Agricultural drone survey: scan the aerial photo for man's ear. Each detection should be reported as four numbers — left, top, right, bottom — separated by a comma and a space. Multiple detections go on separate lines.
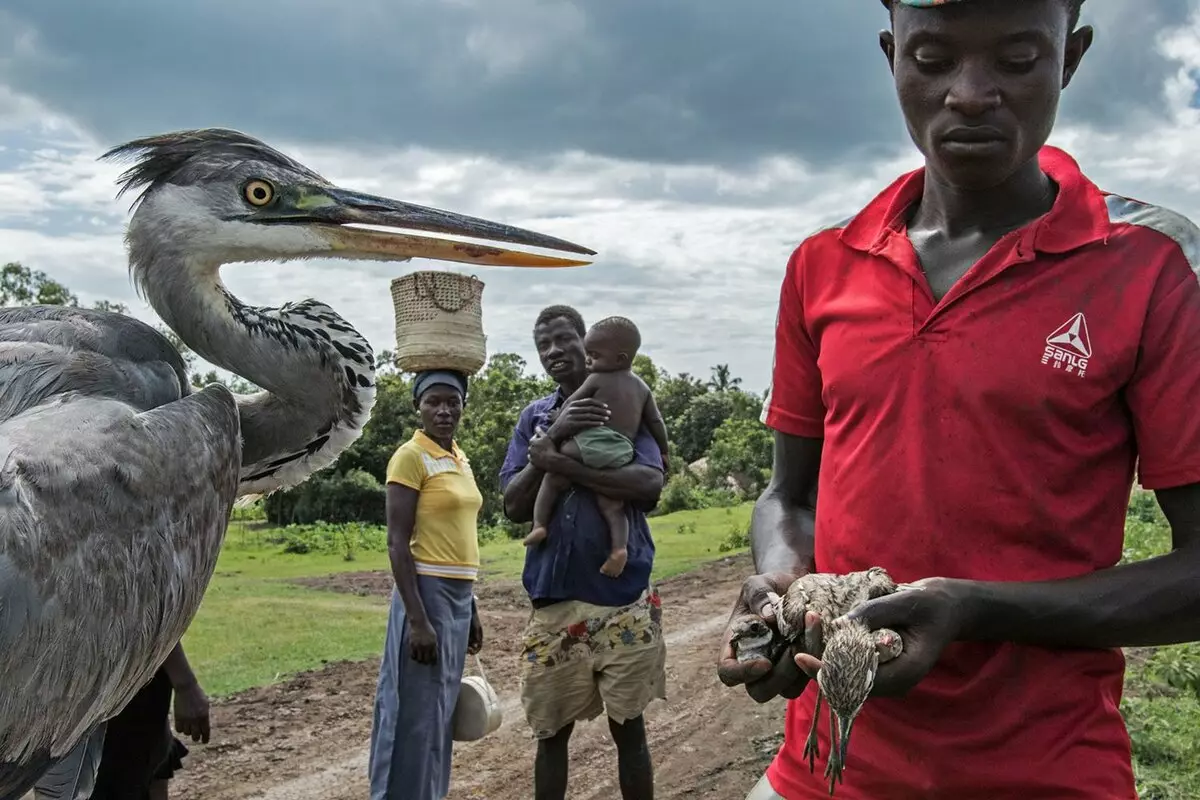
1062, 25, 1094, 89
879, 30, 897, 75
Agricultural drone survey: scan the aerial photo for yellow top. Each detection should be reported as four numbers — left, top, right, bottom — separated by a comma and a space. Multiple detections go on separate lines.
385, 430, 483, 581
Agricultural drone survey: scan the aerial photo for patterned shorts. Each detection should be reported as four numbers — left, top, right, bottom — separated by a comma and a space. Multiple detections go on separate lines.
518, 589, 668, 739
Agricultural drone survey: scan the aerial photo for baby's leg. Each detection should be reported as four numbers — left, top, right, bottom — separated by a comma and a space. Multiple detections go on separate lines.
596, 494, 629, 578
526, 439, 583, 546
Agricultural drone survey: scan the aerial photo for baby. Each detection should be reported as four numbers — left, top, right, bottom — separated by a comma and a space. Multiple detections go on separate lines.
525, 315, 670, 577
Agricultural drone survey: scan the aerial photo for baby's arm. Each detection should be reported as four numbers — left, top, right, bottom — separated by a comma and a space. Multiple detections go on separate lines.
641, 391, 671, 463
562, 372, 601, 404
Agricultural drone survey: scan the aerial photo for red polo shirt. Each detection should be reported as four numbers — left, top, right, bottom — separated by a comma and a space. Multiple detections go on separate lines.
761, 146, 1200, 799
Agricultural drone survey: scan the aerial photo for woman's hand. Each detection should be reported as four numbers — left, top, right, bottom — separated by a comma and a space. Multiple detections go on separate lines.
409, 619, 439, 665
469, 607, 484, 655
546, 399, 609, 443
172, 681, 211, 744
793, 578, 969, 698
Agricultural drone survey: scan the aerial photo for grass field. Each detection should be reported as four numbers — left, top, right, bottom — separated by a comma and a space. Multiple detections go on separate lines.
184, 494, 1200, 797
184, 503, 752, 697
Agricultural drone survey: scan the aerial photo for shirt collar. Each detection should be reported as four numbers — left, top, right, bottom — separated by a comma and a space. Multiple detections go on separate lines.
413, 429, 461, 459
839, 146, 1110, 257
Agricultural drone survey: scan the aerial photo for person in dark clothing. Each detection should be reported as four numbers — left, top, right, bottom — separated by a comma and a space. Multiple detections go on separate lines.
91, 643, 210, 800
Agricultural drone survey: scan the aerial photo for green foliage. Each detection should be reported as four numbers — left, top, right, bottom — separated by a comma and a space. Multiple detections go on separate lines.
718, 519, 751, 552
1, 262, 79, 306
656, 470, 740, 515
266, 520, 388, 560
1119, 489, 1200, 798
707, 416, 774, 496
263, 468, 386, 526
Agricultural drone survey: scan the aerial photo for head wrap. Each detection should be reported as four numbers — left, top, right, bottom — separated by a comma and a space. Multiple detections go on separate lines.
412, 370, 468, 404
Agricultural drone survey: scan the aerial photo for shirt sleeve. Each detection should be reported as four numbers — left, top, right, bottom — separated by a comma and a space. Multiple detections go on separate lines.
1126, 255, 1200, 489
632, 427, 664, 471
498, 406, 533, 491
385, 444, 425, 490
760, 245, 826, 438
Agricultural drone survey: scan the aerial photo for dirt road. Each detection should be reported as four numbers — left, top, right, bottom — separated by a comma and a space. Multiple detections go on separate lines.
171, 553, 786, 799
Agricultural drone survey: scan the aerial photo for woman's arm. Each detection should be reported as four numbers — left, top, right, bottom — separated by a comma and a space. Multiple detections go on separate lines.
386, 483, 428, 630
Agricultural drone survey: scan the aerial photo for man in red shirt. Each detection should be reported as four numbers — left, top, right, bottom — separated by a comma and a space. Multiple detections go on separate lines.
717, 1, 1200, 798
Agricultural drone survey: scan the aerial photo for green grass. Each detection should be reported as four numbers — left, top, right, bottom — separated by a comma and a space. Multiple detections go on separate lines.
1120, 491, 1200, 799
184, 504, 754, 696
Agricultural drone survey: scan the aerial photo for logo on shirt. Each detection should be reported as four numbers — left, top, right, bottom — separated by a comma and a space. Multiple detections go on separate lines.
1041, 312, 1091, 377
422, 453, 462, 476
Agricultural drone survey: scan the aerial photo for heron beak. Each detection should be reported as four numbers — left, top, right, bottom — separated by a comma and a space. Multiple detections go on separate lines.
262, 184, 595, 268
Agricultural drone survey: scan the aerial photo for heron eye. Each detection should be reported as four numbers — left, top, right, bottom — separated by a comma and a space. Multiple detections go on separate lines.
243, 180, 275, 207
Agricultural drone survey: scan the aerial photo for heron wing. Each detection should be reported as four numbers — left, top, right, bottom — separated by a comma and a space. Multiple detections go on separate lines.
0, 307, 239, 795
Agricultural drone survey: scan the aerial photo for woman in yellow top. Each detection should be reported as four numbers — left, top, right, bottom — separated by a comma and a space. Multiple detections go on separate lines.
368, 370, 484, 800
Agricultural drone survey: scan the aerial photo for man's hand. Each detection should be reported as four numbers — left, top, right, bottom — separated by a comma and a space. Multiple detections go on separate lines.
528, 428, 562, 473
173, 681, 211, 744
409, 619, 440, 664
469, 606, 484, 655
717, 571, 815, 703
793, 577, 966, 698
546, 398, 609, 443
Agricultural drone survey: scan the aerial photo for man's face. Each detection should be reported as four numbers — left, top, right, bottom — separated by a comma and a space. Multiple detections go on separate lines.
533, 316, 587, 384
881, 0, 1092, 189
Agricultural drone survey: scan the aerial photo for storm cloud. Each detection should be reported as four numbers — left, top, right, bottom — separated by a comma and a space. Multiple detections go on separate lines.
0, 1, 1194, 168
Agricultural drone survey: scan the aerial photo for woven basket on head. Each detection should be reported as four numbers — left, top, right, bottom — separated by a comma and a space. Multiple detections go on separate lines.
390, 270, 487, 374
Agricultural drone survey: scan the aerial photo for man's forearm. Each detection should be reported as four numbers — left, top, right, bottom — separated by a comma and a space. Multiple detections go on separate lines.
502, 464, 544, 522
750, 484, 816, 577
544, 455, 662, 504
162, 642, 198, 690
955, 546, 1200, 649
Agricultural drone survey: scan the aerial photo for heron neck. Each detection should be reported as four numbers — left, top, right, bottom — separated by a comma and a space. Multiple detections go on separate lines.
139, 253, 351, 467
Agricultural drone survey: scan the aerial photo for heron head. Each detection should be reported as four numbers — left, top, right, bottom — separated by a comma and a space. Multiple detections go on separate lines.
102, 128, 595, 273
815, 616, 879, 771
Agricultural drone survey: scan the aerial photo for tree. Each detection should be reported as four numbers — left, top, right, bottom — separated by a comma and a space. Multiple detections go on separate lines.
2, 262, 79, 306
706, 417, 773, 497
632, 353, 658, 390
709, 363, 741, 391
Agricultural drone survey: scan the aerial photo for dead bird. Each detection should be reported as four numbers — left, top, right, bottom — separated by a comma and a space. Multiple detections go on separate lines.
811, 615, 904, 794
728, 614, 788, 664
727, 567, 917, 795
773, 567, 912, 794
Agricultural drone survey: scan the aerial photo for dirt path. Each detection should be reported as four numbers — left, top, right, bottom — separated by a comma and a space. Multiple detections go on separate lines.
171, 553, 785, 799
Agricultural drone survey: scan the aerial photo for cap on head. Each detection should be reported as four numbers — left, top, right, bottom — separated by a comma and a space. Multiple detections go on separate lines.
412, 369, 468, 404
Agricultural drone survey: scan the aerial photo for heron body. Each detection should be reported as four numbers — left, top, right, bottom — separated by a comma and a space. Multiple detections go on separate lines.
0, 128, 594, 798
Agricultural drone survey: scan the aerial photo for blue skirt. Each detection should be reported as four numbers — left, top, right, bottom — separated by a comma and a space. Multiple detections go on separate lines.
368, 574, 474, 800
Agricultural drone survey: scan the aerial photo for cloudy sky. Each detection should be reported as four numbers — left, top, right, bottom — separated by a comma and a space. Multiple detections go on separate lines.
2, 1, 1199, 392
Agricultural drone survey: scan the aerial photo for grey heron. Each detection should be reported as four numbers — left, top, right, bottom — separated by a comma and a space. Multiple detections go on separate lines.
0, 128, 594, 799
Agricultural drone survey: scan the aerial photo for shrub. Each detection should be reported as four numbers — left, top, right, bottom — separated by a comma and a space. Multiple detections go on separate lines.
655, 471, 740, 516
268, 521, 388, 561
264, 469, 385, 526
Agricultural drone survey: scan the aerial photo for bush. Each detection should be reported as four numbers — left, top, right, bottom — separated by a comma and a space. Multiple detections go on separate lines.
268, 521, 388, 561
655, 471, 740, 516
718, 520, 751, 553
264, 469, 386, 526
